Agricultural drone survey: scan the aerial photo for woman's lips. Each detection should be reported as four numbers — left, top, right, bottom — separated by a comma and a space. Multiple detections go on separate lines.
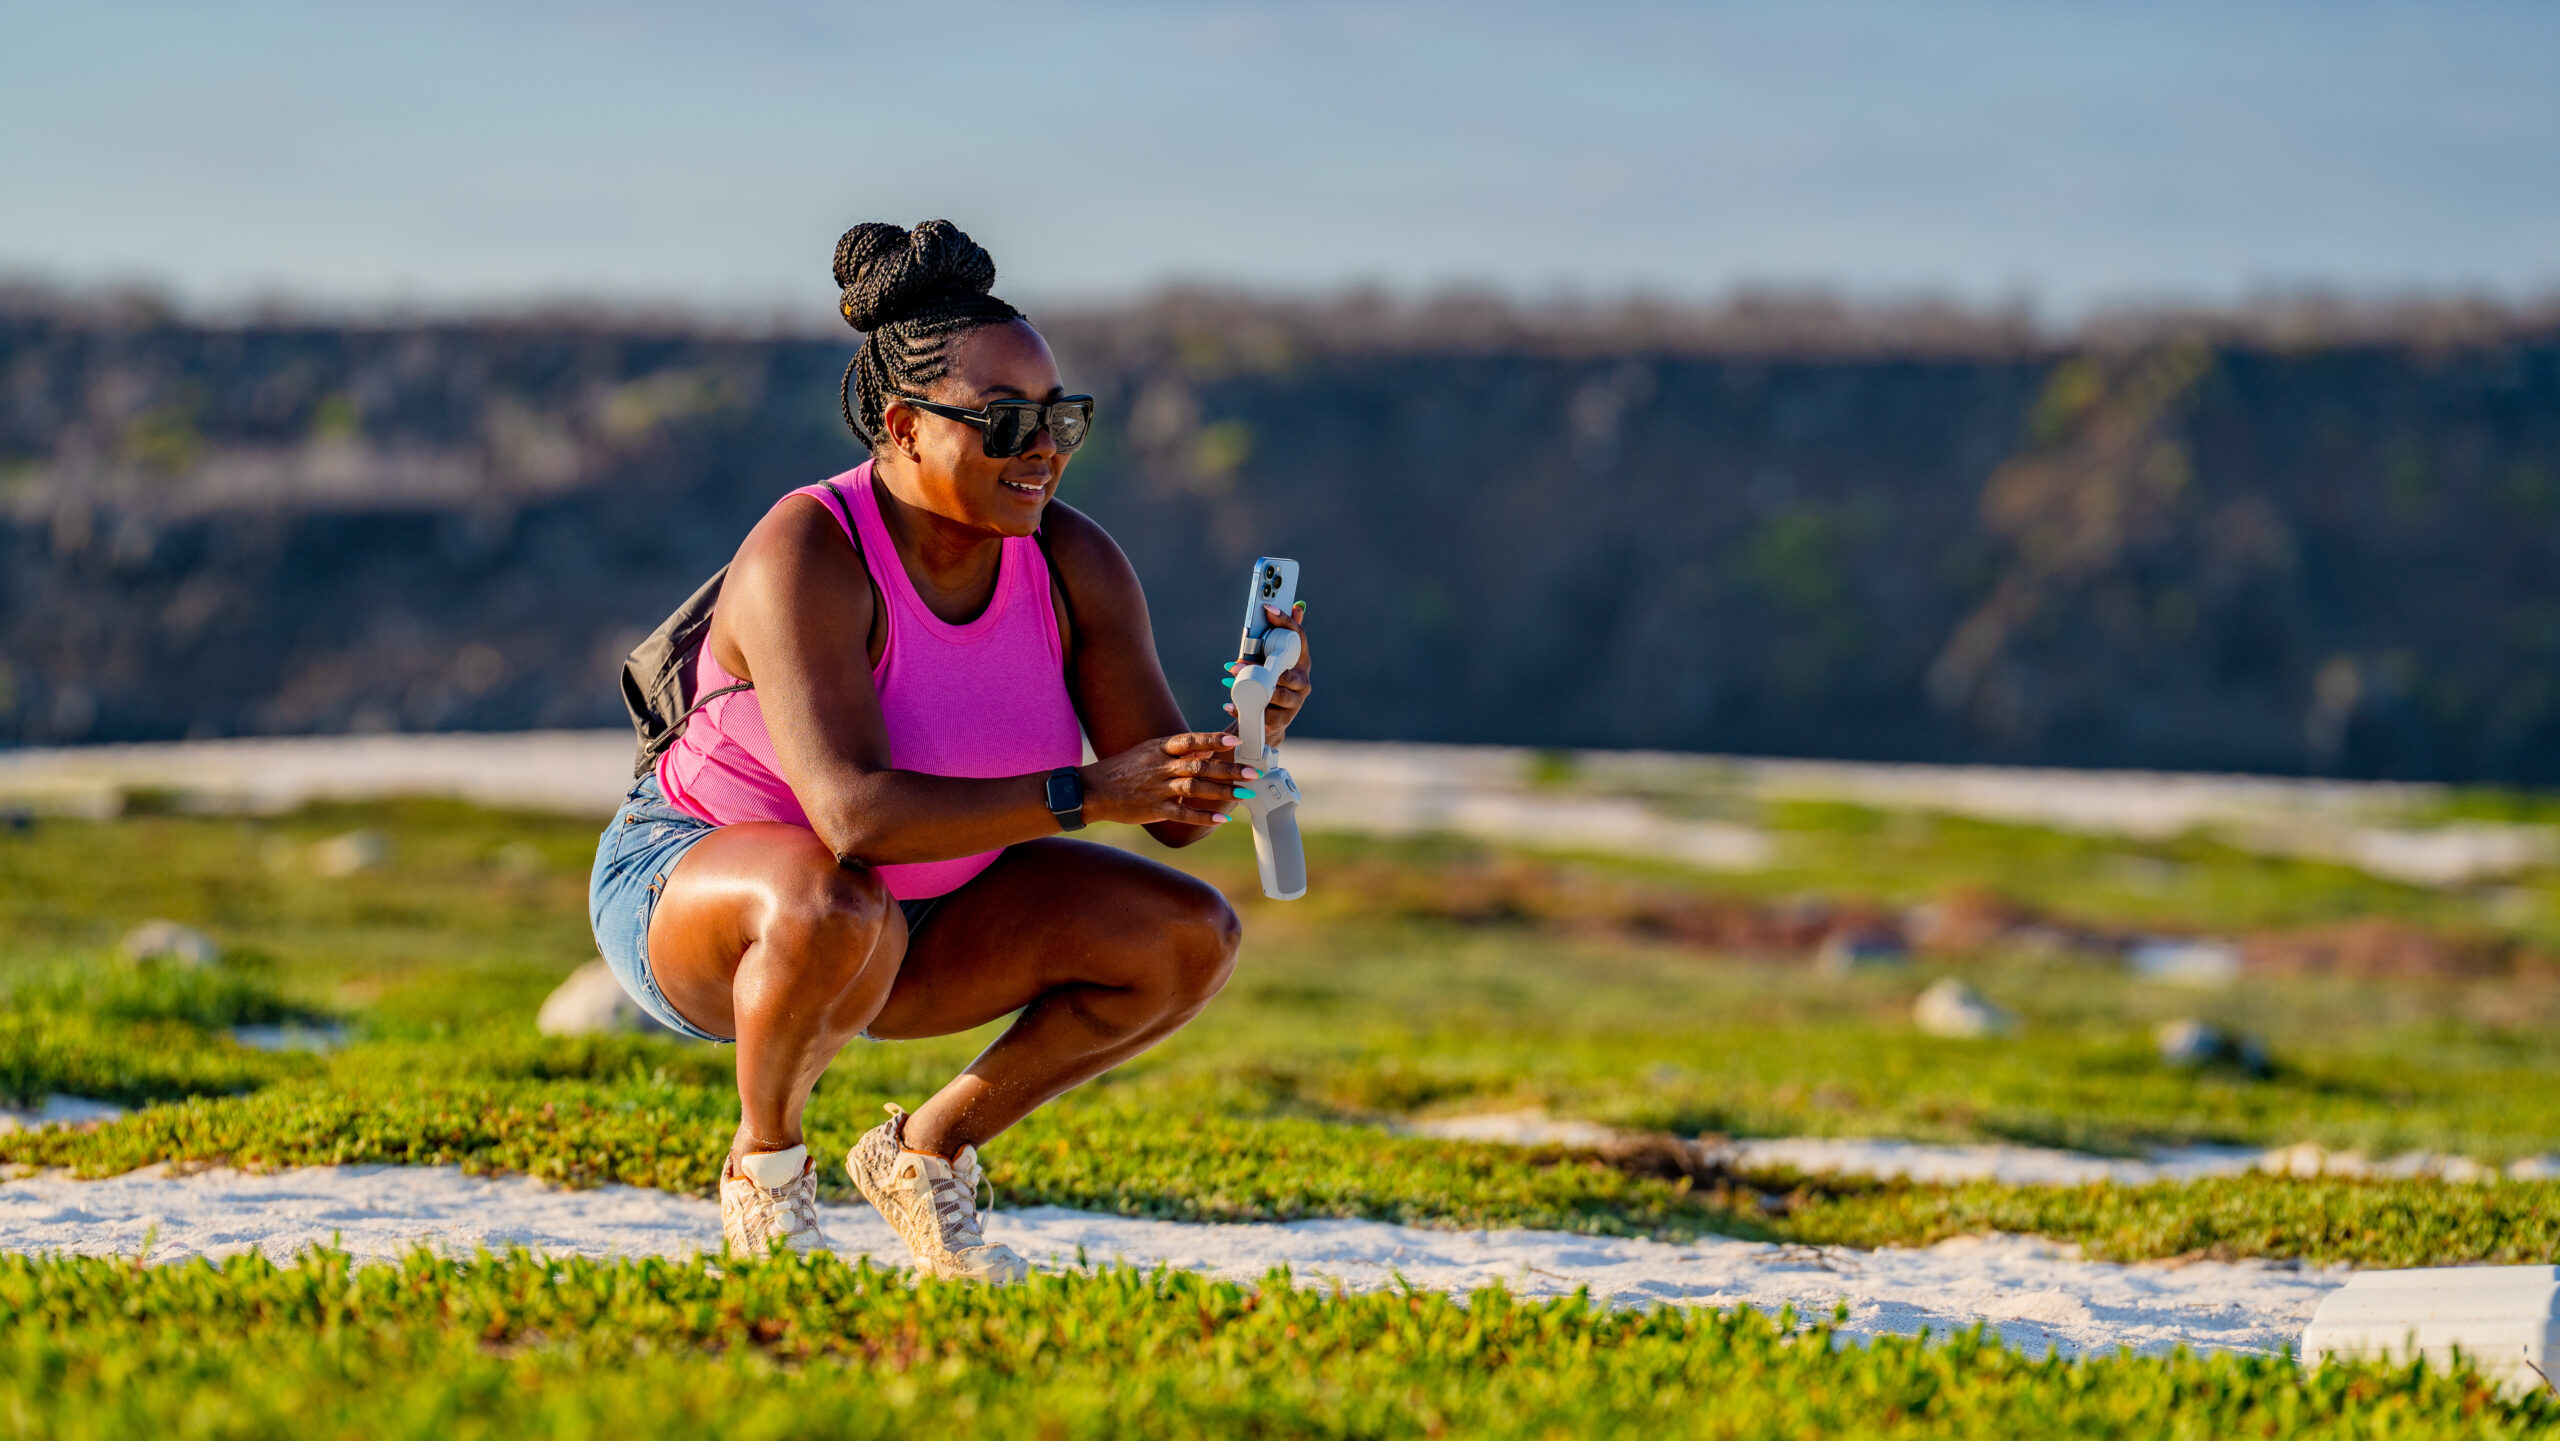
1000, 477, 1048, 495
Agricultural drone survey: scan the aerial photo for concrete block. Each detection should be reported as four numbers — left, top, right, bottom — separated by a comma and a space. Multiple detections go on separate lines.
2302, 1266, 2560, 1396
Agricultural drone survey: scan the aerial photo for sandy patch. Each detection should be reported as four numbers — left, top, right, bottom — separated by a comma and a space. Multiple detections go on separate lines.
1404, 1111, 2560, 1184
0, 1163, 2339, 1359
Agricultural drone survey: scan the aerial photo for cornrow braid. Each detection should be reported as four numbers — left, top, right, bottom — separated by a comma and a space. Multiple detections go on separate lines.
832, 220, 1024, 448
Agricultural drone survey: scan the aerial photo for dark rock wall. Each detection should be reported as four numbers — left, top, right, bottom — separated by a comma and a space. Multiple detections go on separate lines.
4, 299, 2556, 780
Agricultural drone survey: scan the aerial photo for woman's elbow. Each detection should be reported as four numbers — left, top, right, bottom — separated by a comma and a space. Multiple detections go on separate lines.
809, 800, 894, 865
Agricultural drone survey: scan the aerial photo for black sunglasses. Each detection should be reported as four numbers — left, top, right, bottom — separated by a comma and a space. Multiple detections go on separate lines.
896, 394, 1095, 458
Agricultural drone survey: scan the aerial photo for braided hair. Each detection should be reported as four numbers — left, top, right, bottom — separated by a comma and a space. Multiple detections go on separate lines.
834, 220, 1025, 449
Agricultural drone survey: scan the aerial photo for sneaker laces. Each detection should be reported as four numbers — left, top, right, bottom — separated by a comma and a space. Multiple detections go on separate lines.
952, 1147, 996, 1217
880, 1106, 998, 1245
917, 1149, 991, 1248
736, 1159, 823, 1239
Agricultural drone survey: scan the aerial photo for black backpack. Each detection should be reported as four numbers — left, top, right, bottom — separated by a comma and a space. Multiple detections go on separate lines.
617, 479, 859, 779
616, 478, 1072, 779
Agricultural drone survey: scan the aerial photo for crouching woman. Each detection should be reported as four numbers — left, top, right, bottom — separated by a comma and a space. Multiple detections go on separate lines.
586, 219, 1311, 1281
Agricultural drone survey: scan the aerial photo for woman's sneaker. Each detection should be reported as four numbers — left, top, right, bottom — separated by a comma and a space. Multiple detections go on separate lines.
719, 1145, 833, 1256
847, 1104, 1030, 1284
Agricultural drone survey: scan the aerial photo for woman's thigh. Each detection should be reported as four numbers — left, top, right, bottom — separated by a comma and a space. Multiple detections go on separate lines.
644, 820, 911, 1040
861, 838, 1238, 1042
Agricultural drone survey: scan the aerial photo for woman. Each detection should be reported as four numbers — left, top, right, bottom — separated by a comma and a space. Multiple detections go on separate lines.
587, 220, 1311, 1282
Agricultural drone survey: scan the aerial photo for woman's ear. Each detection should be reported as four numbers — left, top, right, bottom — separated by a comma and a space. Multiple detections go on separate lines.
879, 398, 922, 463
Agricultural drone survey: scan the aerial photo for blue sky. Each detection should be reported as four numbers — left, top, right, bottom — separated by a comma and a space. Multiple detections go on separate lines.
3, 1, 2554, 318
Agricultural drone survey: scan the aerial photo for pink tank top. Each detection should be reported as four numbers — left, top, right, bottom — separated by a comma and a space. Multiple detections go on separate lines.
655, 462, 1083, 899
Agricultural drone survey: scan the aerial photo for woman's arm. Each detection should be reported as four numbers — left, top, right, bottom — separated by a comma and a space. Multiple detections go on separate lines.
1039, 501, 1256, 850
711, 495, 1250, 865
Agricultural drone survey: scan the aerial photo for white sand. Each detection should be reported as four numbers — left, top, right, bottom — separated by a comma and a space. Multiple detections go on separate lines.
1404, 1111, 2560, 1185
0, 1096, 126, 1134
0, 1163, 2339, 1359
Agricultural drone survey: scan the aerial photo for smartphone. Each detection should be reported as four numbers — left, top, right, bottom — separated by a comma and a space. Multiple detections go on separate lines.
1236, 557, 1300, 663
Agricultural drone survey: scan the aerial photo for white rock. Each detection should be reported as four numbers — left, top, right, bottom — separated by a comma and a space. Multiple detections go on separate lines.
2126, 938, 2241, 987
312, 829, 392, 877
536, 958, 676, 1038
1913, 977, 2015, 1038
119, 919, 219, 967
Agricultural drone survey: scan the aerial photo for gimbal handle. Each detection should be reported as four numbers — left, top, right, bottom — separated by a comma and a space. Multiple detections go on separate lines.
1227, 626, 1306, 900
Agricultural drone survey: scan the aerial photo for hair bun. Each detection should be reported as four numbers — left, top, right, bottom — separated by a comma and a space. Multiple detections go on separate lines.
833, 219, 1000, 331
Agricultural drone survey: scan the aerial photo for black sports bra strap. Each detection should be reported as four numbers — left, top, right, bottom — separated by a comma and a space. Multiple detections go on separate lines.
816, 478, 864, 557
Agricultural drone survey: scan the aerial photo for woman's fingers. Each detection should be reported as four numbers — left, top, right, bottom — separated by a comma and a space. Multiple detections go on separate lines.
1264, 602, 1310, 664
1161, 730, 1240, 756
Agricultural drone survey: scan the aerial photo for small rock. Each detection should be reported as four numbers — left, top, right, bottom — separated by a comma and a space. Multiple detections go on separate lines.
120, 919, 220, 968
2155, 1018, 2270, 1075
537, 958, 676, 1038
1817, 929, 1910, 976
2126, 938, 2241, 987
1913, 977, 2015, 1038
312, 829, 392, 877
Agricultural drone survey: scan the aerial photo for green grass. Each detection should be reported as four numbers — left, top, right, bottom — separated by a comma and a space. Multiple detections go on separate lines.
7, 802, 2560, 1242
8, 1026, 2554, 1267
1, 1248, 2547, 1440
8, 792, 2560, 1432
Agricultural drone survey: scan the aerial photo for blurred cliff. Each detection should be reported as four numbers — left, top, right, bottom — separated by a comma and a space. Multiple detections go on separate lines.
4, 286, 2556, 780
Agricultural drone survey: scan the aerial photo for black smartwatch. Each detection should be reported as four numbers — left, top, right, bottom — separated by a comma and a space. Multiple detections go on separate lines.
1045, 766, 1086, 831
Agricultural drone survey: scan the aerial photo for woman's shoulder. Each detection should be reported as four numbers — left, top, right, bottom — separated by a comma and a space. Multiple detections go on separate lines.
1035, 500, 1149, 649
1036, 500, 1133, 586
729, 485, 877, 603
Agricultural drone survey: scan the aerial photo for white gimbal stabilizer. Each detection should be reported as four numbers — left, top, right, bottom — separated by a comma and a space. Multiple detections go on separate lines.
1227, 558, 1307, 901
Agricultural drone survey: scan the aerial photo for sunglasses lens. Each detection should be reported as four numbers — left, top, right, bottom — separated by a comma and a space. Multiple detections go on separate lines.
1048, 401, 1091, 452
982, 403, 1039, 457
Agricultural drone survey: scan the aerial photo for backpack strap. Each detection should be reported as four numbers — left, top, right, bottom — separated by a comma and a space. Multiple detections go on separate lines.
1032, 521, 1078, 660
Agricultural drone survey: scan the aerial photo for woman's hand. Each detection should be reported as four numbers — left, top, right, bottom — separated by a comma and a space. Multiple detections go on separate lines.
1079, 730, 1261, 827
1223, 601, 1312, 747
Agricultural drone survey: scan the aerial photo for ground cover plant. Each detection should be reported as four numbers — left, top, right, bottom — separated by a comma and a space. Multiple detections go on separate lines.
5, 791, 2560, 1432
6, 801, 2560, 1232
2, 1248, 2550, 1440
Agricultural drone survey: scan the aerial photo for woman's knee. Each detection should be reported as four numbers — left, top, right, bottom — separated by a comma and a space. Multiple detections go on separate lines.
756, 862, 897, 991
1154, 877, 1241, 1010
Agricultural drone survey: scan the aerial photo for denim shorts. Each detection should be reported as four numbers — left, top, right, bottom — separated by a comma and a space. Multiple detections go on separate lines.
587, 773, 943, 1045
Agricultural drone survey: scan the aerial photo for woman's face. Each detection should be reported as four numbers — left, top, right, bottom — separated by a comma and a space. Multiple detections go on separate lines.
880, 319, 1073, 538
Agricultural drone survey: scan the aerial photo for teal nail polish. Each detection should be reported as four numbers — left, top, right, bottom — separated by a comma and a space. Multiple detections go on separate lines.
1235, 788, 1257, 799
1221, 677, 1235, 688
